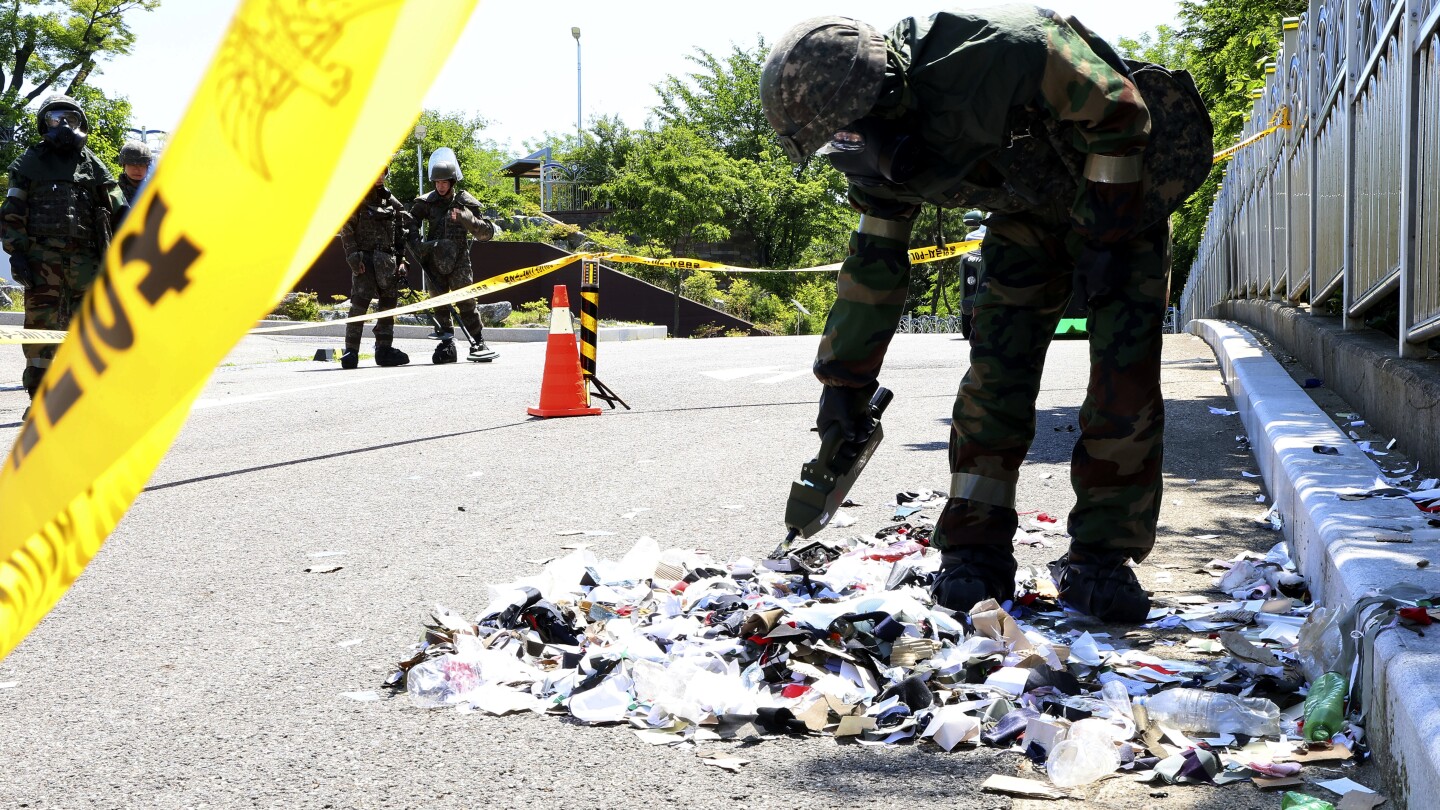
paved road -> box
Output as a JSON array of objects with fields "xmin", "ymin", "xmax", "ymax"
[{"xmin": 0, "ymin": 333, "xmax": 1357, "ymax": 809}]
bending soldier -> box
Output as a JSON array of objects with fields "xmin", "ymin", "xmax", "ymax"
[
  {"xmin": 1, "ymin": 95, "xmax": 127, "ymax": 405},
  {"xmin": 761, "ymin": 6, "xmax": 1209, "ymax": 622},
  {"xmin": 117, "ymin": 140, "xmax": 152, "ymax": 205},
  {"xmin": 409, "ymin": 150, "xmax": 498, "ymax": 364},
  {"xmin": 338, "ymin": 166, "xmax": 412, "ymax": 369}
]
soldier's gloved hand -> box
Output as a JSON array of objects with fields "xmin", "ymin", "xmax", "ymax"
[
  {"xmin": 346, "ymin": 252, "xmax": 365, "ymax": 274},
  {"xmin": 817, "ymin": 381, "xmax": 879, "ymax": 443},
  {"xmin": 1072, "ymin": 178, "xmax": 1143, "ymax": 245},
  {"xmin": 8, "ymin": 253, "xmax": 34, "ymax": 289}
]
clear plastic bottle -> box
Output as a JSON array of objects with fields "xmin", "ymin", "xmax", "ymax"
[
  {"xmin": 1046, "ymin": 718, "xmax": 1121, "ymax": 787},
  {"xmin": 1139, "ymin": 688, "xmax": 1280, "ymax": 736}
]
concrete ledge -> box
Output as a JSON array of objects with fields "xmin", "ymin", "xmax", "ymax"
[
  {"xmin": 0, "ymin": 311, "xmax": 665, "ymax": 343},
  {"xmin": 1191, "ymin": 318, "xmax": 1440, "ymax": 806},
  {"xmin": 1215, "ymin": 300, "xmax": 1440, "ymax": 475}
]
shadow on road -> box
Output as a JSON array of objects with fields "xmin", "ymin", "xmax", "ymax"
[{"xmin": 143, "ymin": 419, "xmax": 534, "ymax": 492}]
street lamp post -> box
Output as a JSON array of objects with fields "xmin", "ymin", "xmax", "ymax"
[
  {"xmin": 571, "ymin": 27, "xmax": 582, "ymax": 136},
  {"xmin": 414, "ymin": 123, "xmax": 428, "ymax": 195},
  {"xmin": 413, "ymin": 123, "xmax": 428, "ymax": 293}
]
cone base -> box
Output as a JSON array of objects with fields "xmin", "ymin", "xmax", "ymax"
[{"xmin": 527, "ymin": 405, "xmax": 602, "ymax": 418}]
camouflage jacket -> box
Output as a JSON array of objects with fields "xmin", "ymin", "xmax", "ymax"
[
  {"xmin": 409, "ymin": 189, "xmax": 494, "ymax": 245},
  {"xmin": 340, "ymin": 185, "xmax": 412, "ymax": 257},
  {"xmin": 1, "ymin": 142, "xmax": 127, "ymax": 260},
  {"xmin": 817, "ymin": 5, "xmax": 1149, "ymax": 388}
]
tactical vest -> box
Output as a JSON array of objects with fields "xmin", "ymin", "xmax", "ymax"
[
  {"xmin": 28, "ymin": 181, "xmax": 96, "ymax": 245},
  {"xmin": 352, "ymin": 198, "xmax": 399, "ymax": 253}
]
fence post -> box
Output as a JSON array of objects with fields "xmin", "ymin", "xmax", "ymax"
[
  {"xmin": 1342, "ymin": 0, "xmax": 1359, "ymax": 330},
  {"xmin": 1398, "ymin": 0, "xmax": 1425, "ymax": 356}
]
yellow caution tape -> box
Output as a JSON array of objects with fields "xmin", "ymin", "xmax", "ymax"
[
  {"xmin": 0, "ymin": 326, "xmax": 67, "ymax": 345},
  {"xmin": 10, "ymin": 236, "xmax": 989, "ymax": 345},
  {"xmin": 1213, "ymin": 106, "xmax": 1292, "ymax": 163},
  {"xmin": 252, "ymin": 254, "xmax": 579, "ymax": 334},
  {"xmin": 0, "ymin": 0, "xmax": 482, "ymax": 660}
]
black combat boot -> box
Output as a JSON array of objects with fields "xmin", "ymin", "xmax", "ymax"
[
  {"xmin": 431, "ymin": 338, "xmax": 457, "ymax": 365},
  {"xmin": 374, "ymin": 344, "xmax": 410, "ymax": 367},
  {"xmin": 1049, "ymin": 547, "xmax": 1152, "ymax": 623},
  {"xmin": 931, "ymin": 544, "xmax": 1018, "ymax": 613},
  {"xmin": 340, "ymin": 348, "xmax": 360, "ymax": 369}
]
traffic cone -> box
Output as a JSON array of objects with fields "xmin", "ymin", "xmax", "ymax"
[{"xmin": 527, "ymin": 285, "xmax": 601, "ymax": 418}]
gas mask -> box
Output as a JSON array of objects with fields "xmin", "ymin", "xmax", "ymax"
[
  {"xmin": 819, "ymin": 117, "xmax": 928, "ymax": 187},
  {"xmin": 41, "ymin": 108, "xmax": 87, "ymax": 151}
]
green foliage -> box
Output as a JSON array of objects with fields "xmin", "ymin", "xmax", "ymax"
[
  {"xmin": 681, "ymin": 269, "xmax": 720, "ymax": 306},
  {"xmin": 0, "ymin": 1, "xmax": 158, "ymax": 172},
  {"xmin": 65, "ymin": 82, "xmax": 131, "ymax": 175},
  {"xmin": 386, "ymin": 109, "xmax": 536, "ymax": 213},
  {"xmin": 601, "ymin": 125, "xmax": 739, "ymax": 254},
  {"xmin": 1119, "ymin": 1, "xmax": 1306, "ymax": 296},
  {"xmin": 273, "ymin": 292, "xmax": 321, "ymax": 322}
]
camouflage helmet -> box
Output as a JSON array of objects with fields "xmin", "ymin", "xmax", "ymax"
[
  {"xmin": 760, "ymin": 16, "xmax": 888, "ymax": 164},
  {"xmin": 119, "ymin": 140, "xmax": 152, "ymax": 167},
  {"xmin": 35, "ymin": 95, "xmax": 89, "ymax": 148}
]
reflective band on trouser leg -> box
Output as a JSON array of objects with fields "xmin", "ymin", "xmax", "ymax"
[
  {"xmin": 857, "ymin": 215, "xmax": 913, "ymax": 242},
  {"xmin": 27, "ymin": 358, "xmax": 51, "ymax": 369},
  {"xmin": 579, "ymin": 259, "xmax": 598, "ymax": 377},
  {"xmin": 949, "ymin": 472, "xmax": 1017, "ymax": 509}
]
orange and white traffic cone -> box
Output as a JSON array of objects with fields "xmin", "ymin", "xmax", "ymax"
[{"xmin": 527, "ymin": 285, "xmax": 601, "ymax": 418}]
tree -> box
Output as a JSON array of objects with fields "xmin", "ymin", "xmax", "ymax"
[
  {"xmin": 0, "ymin": 0, "xmax": 159, "ymax": 169},
  {"xmin": 1119, "ymin": 0, "xmax": 1305, "ymax": 294},
  {"xmin": 601, "ymin": 125, "xmax": 740, "ymax": 255},
  {"xmin": 386, "ymin": 109, "xmax": 533, "ymax": 213}
]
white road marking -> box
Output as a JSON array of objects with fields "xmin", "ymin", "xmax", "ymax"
[
  {"xmin": 192, "ymin": 372, "xmax": 420, "ymax": 409},
  {"xmin": 754, "ymin": 370, "xmax": 812, "ymax": 384},
  {"xmin": 700, "ymin": 366, "xmax": 780, "ymax": 381}
]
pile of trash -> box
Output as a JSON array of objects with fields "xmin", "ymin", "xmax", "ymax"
[{"xmin": 382, "ymin": 492, "xmax": 1415, "ymax": 804}]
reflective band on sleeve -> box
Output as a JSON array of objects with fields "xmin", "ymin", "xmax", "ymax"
[
  {"xmin": 6, "ymin": 188, "xmax": 26, "ymax": 201},
  {"xmin": 1083, "ymin": 154, "xmax": 1144, "ymax": 184},
  {"xmin": 857, "ymin": 215, "xmax": 913, "ymax": 242},
  {"xmin": 949, "ymin": 472, "xmax": 1017, "ymax": 509}
]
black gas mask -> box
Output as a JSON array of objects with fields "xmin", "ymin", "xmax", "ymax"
[
  {"xmin": 41, "ymin": 108, "xmax": 87, "ymax": 151},
  {"xmin": 820, "ymin": 117, "xmax": 928, "ymax": 187}
]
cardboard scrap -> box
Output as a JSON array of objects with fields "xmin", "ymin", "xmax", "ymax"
[
  {"xmin": 1281, "ymin": 743, "xmax": 1354, "ymax": 764},
  {"xmin": 980, "ymin": 774, "xmax": 1070, "ymax": 800},
  {"xmin": 1336, "ymin": 791, "xmax": 1387, "ymax": 810},
  {"xmin": 1252, "ymin": 776, "xmax": 1305, "ymax": 791}
]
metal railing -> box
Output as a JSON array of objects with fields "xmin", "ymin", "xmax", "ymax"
[
  {"xmin": 896, "ymin": 314, "xmax": 966, "ymax": 334},
  {"xmin": 1179, "ymin": 0, "xmax": 1440, "ymax": 355}
]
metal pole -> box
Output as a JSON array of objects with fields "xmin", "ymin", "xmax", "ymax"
[
  {"xmin": 572, "ymin": 27, "xmax": 583, "ymax": 136},
  {"xmin": 413, "ymin": 123, "xmax": 428, "ymax": 293}
]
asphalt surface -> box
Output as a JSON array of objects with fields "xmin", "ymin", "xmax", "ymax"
[{"xmin": 0, "ymin": 332, "xmax": 1372, "ymax": 809}]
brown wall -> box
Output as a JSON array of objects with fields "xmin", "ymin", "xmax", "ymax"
[{"xmin": 296, "ymin": 238, "xmax": 760, "ymax": 338}]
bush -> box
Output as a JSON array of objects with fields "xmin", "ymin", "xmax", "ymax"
[
  {"xmin": 273, "ymin": 292, "xmax": 322, "ymax": 322},
  {"xmin": 691, "ymin": 322, "xmax": 726, "ymax": 339}
]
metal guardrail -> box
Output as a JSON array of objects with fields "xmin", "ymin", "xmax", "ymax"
[
  {"xmin": 1179, "ymin": 0, "xmax": 1440, "ymax": 356},
  {"xmin": 896, "ymin": 314, "xmax": 966, "ymax": 334}
]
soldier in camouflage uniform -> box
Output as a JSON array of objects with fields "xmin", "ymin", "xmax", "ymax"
[
  {"xmin": 409, "ymin": 151, "xmax": 498, "ymax": 363},
  {"xmin": 1, "ymin": 95, "xmax": 128, "ymax": 404},
  {"xmin": 339, "ymin": 167, "xmax": 412, "ymax": 369},
  {"xmin": 762, "ymin": 6, "xmax": 1208, "ymax": 622},
  {"xmin": 117, "ymin": 140, "xmax": 152, "ymax": 205}
]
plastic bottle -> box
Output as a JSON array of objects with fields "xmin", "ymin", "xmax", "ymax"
[
  {"xmin": 1302, "ymin": 671, "xmax": 1348, "ymax": 741},
  {"xmin": 1046, "ymin": 718, "xmax": 1121, "ymax": 787},
  {"xmin": 1280, "ymin": 792, "xmax": 1336, "ymax": 810},
  {"xmin": 1139, "ymin": 688, "xmax": 1281, "ymax": 736}
]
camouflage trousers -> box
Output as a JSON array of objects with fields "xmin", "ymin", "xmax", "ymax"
[
  {"xmin": 21, "ymin": 244, "xmax": 102, "ymax": 399},
  {"xmin": 424, "ymin": 241, "xmax": 484, "ymax": 340},
  {"xmin": 344, "ymin": 250, "xmax": 403, "ymax": 352},
  {"xmin": 934, "ymin": 215, "xmax": 1170, "ymax": 561}
]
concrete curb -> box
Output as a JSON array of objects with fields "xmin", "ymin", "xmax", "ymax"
[
  {"xmin": 0, "ymin": 311, "xmax": 667, "ymax": 343},
  {"xmin": 1191, "ymin": 318, "xmax": 1440, "ymax": 806}
]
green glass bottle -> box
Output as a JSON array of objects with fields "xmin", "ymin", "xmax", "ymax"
[{"xmin": 1303, "ymin": 671, "xmax": 1347, "ymax": 742}]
